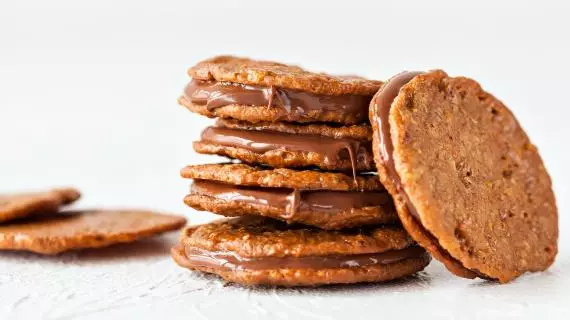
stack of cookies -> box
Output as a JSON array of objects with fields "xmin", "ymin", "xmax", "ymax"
[
  {"xmin": 173, "ymin": 56, "xmax": 431, "ymax": 286},
  {"xmin": 174, "ymin": 56, "xmax": 558, "ymax": 286}
]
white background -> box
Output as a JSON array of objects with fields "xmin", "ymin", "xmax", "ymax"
[{"xmin": 0, "ymin": 0, "xmax": 568, "ymax": 319}]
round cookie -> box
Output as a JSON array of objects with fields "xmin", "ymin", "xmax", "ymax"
[
  {"xmin": 172, "ymin": 217, "xmax": 431, "ymax": 287},
  {"xmin": 216, "ymin": 118, "xmax": 372, "ymax": 141},
  {"xmin": 0, "ymin": 188, "xmax": 80, "ymax": 223},
  {"xmin": 181, "ymin": 163, "xmax": 384, "ymax": 191},
  {"xmin": 194, "ymin": 126, "xmax": 374, "ymax": 174},
  {"xmin": 181, "ymin": 163, "xmax": 396, "ymax": 230},
  {"xmin": 0, "ymin": 210, "xmax": 187, "ymax": 254},
  {"xmin": 369, "ymin": 70, "xmax": 558, "ymax": 283},
  {"xmin": 189, "ymin": 56, "xmax": 382, "ymax": 95},
  {"xmin": 179, "ymin": 56, "xmax": 382, "ymax": 124}
]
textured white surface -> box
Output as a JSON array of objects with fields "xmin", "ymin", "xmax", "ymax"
[
  {"xmin": 0, "ymin": 236, "xmax": 568, "ymax": 320},
  {"xmin": 1, "ymin": 0, "xmax": 569, "ymax": 319}
]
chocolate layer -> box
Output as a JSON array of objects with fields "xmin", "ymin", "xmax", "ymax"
[
  {"xmin": 372, "ymin": 72, "xmax": 484, "ymax": 279},
  {"xmin": 200, "ymin": 126, "xmax": 366, "ymax": 178},
  {"xmin": 191, "ymin": 180, "xmax": 391, "ymax": 218},
  {"xmin": 185, "ymin": 79, "xmax": 370, "ymax": 120},
  {"xmin": 184, "ymin": 245, "xmax": 427, "ymax": 271},
  {"xmin": 371, "ymin": 71, "xmax": 424, "ymax": 219}
]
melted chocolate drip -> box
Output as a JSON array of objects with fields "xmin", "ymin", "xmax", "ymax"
[
  {"xmin": 199, "ymin": 126, "xmax": 363, "ymax": 179},
  {"xmin": 184, "ymin": 79, "xmax": 370, "ymax": 120},
  {"xmin": 371, "ymin": 71, "xmax": 424, "ymax": 219},
  {"xmin": 191, "ymin": 180, "xmax": 392, "ymax": 219},
  {"xmin": 371, "ymin": 72, "xmax": 483, "ymax": 279}
]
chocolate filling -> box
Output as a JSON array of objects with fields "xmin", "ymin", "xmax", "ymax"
[
  {"xmin": 191, "ymin": 180, "xmax": 392, "ymax": 219},
  {"xmin": 372, "ymin": 71, "xmax": 483, "ymax": 279},
  {"xmin": 184, "ymin": 246, "xmax": 427, "ymax": 271},
  {"xmin": 184, "ymin": 79, "xmax": 370, "ymax": 120},
  {"xmin": 371, "ymin": 71, "xmax": 424, "ymax": 219},
  {"xmin": 199, "ymin": 126, "xmax": 365, "ymax": 178}
]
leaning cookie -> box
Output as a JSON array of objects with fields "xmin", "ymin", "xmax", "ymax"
[
  {"xmin": 0, "ymin": 188, "xmax": 80, "ymax": 223},
  {"xmin": 179, "ymin": 56, "xmax": 382, "ymax": 125},
  {"xmin": 194, "ymin": 124, "xmax": 374, "ymax": 174},
  {"xmin": 369, "ymin": 70, "xmax": 558, "ymax": 283},
  {"xmin": 0, "ymin": 210, "xmax": 187, "ymax": 254},
  {"xmin": 182, "ymin": 163, "xmax": 397, "ymax": 230},
  {"xmin": 172, "ymin": 217, "xmax": 430, "ymax": 287}
]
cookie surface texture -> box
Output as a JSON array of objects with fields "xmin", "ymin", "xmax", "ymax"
[
  {"xmin": 0, "ymin": 188, "xmax": 81, "ymax": 223},
  {"xmin": 370, "ymin": 70, "xmax": 558, "ymax": 282},
  {"xmin": 0, "ymin": 210, "xmax": 187, "ymax": 254}
]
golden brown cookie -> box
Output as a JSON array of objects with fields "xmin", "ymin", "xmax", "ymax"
[
  {"xmin": 194, "ymin": 126, "xmax": 375, "ymax": 174},
  {"xmin": 370, "ymin": 70, "xmax": 558, "ymax": 283},
  {"xmin": 172, "ymin": 217, "xmax": 430, "ymax": 286},
  {"xmin": 181, "ymin": 163, "xmax": 383, "ymax": 191},
  {"xmin": 216, "ymin": 118, "xmax": 372, "ymax": 141},
  {"xmin": 182, "ymin": 163, "xmax": 396, "ymax": 230},
  {"xmin": 189, "ymin": 56, "xmax": 381, "ymax": 95},
  {"xmin": 0, "ymin": 188, "xmax": 80, "ymax": 223},
  {"xmin": 179, "ymin": 56, "xmax": 382, "ymax": 124},
  {"xmin": 0, "ymin": 210, "xmax": 187, "ymax": 254}
]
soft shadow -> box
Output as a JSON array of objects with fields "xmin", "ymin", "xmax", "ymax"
[
  {"xmin": 0, "ymin": 234, "xmax": 177, "ymax": 264},
  {"xmin": 71, "ymin": 234, "xmax": 177, "ymax": 262},
  {"xmin": 467, "ymin": 269, "xmax": 559, "ymax": 288},
  {"xmin": 219, "ymin": 271, "xmax": 433, "ymax": 295}
]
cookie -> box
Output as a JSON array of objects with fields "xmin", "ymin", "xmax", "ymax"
[
  {"xmin": 181, "ymin": 163, "xmax": 383, "ymax": 191},
  {"xmin": 0, "ymin": 210, "xmax": 187, "ymax": 254},
  {"xmin": 179, "ymin": 56, "xmax": 382, "ymax": 124},
  {"xmin": 0, "ymin": 188, "xmax": 80, "ymax": 223},
  {"xmin": 172, "ymin": 217, "xmax": 430, "ymax": 286},
  {"xmin": 216, "ymin": 118, "xmax": 372, "ymax": 141},
  {"xmin": 370, "ymin": 70, "xmax": 558, "ymax": 283},
  {"xmin": 182, "ymin": 163, "xmax": 396, "ymax": 230},
  {"xmin": 194, "ymin": 126, "xmax": 374, "ymax": 175}
]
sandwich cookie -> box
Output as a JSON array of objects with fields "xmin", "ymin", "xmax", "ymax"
[
  {"xmin": 0, "ymin": 210, "xmax": 187, "ymax": 254},
  {"xmin": 193, "ymin": 120, "xmax": 375, "ymax": 175},
  {"xmin": 172, "ymin": 216, "xmax": 430, "ymax": 286},
  {"xmin": 179, "ymin": 56, "xmax": 382, "ymax": 125},
  {"xmin": 181, "ymin": 163, "xmax": 396, "ymax": 230},
  {"xmin": 0, "ymin": 188, "xmax": 80, "ymax": 223},
  {"xmin": 370, "ymin": 70, "xmax": 558, "ymax": 282}
]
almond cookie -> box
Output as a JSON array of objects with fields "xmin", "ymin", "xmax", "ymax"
[
  {"xmin": 216, "ymin": 118, "xmax": 372, "ymax": 141},
  {"xmin": 172, "ymin": 217, "xmax": 430, "ymax": 287},
  {"xmin": 0, "ymin": 188, "xmax": 80, "ymax": 223},
  {"xmin": 179, "ymin": 56, "xmax": 382, "ymax": 124},
  {"xmin": 181, "ymin": 163, "xmax": 396, "ymax": 230},
  {"xmin": 0, "ymin": 210, "xmax": 187, "ymax": 254},
  {"xmin": 194, "ymin": 126, "xmax": 374, "ymax": 175},
  {"xmin": 370, "ymin": 70, "xmax": 558, "ymax": 283}
]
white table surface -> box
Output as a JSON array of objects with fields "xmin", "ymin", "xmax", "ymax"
[
  {"xmin": 0, "ymin": 235, "xmax": 568, "ymax": 320},
  {"xmin": 1, "ymin": 1, "xmax": 569, "ymax": 319}
]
